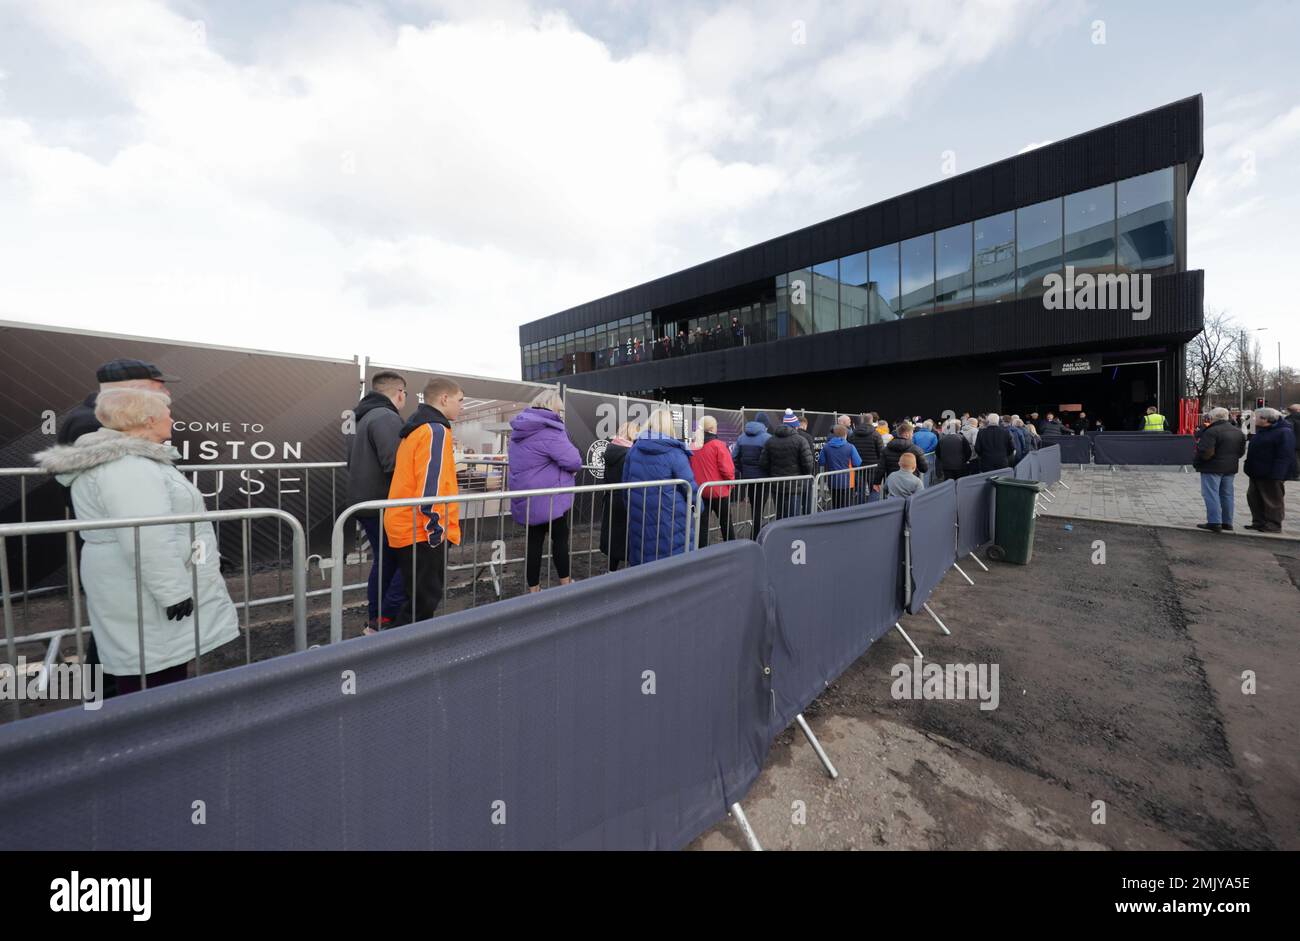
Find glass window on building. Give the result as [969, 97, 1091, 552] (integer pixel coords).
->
[1064, 183, 1116, 276]
[788, 267, 814, 336]
[838, 252, 868, 328]
[1117, 167, 1175, 273]
[867, 243, 900, 322]
[974, 210, 1015, 304]
[934, 222, 973, 312]
[812, 259, 840, 332]
[775, 276, 790, 339]
[1016, 197, 1062, 297]
[899, 233, 935, 318]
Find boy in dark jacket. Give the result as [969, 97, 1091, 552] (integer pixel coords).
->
[1193, 407, 1246, 532]
[731, 417, 772, 535]
[818, 425, 862, 509]
[1243, 409, 1297, 533]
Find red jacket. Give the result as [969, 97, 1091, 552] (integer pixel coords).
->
[690, 435, 736, 498]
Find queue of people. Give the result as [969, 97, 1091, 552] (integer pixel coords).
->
[34, 355, 1298, 707]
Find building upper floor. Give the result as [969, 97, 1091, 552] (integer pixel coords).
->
[519, 95, 1203, 384]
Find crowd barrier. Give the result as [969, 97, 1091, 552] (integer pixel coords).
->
[756, 500, 905, 743]
[0, 508, 307, 721]
[1051, 435, 1093, 465]
[0, 447, 1068, 849]
[0, 540, 772, 850]
[903, 481, 958, 635]
[1091, 434, 1194, 466]
[331, 479, 693, 644]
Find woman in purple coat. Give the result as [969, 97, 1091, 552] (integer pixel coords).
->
[508, 391, 583, 591]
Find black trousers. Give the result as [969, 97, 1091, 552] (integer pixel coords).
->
[698, 495, 733, 547]
[395, 540, 447, 624]
[1246, 478, 1286, 531]
[525, 513, 571, 587]
[829, 486, 853, 510]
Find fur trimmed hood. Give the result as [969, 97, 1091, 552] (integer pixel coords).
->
[34, 428, 180, 483]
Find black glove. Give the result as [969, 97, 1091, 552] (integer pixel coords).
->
[166, 598, 195, 621]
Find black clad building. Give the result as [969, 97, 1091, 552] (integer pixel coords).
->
[519, 96, 1204, 430]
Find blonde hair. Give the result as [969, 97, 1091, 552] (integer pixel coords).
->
[531, 389, 565, 417]
[692, 414, 717, 448]
[616, 421, 640, 440]
[643, 408, 676, 437]
[95, 388, 171, 431]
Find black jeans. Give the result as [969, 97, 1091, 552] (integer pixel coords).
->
[525, 513, 571, 587]
[395, 540, 447, 624]
[698, 495, 733, 547]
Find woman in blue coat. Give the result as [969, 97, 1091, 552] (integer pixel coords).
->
[622, 409, 697, 564]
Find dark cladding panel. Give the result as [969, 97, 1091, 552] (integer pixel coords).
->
[525, 97, 1204, 338]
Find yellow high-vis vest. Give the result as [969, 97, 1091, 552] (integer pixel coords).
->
[1143, 412, 1166, 432]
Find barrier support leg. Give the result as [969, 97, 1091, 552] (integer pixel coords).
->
[1039, 488, 1055, 502]
[923, 602, 951, 636]
[968, 551, 990, 573]
[794, 713, 839, 780]
[895, 622, 923, 660]
[730, 802, 763, 851]
[953, 562, 975, 586]
[1057, 478, 1071, 490]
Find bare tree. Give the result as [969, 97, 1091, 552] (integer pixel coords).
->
[1184, 309, 1238, 407]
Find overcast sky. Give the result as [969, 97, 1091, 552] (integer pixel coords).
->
[1, 0, 1296, 379]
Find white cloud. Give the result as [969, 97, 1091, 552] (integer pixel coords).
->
[0, 0, 1060, 378]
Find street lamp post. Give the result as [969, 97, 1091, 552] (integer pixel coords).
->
[1239, 327, 1268, 412]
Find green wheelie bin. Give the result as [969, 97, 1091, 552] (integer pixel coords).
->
[986, 476, 1043, 565]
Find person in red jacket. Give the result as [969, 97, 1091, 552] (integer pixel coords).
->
[689, 415, 736, 546]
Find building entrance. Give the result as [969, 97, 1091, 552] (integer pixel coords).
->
[999, 361, 1160, 432]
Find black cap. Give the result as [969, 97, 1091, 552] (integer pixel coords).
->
[95, 358, 181, 384]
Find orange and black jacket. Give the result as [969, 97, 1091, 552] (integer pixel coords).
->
[384, 404, 461, 549]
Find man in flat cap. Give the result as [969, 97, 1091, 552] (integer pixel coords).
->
[58, 358, 180, 445]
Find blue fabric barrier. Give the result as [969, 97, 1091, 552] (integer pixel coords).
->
[955, 468, 1012, 557]
[0, 541, 773, 851]
[1091, 434, 1196, 466]
[1014, 451, 1041, 481]
[1053, 435, 1092, 464]
[1038, 445, 1062, 487]
[756, 501, 905, 732]
[904, 479, 957, 616]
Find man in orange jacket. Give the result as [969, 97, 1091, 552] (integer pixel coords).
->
[384, 376, 464, 623]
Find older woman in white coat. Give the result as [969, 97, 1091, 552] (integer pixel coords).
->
[35, 388, 239, 693]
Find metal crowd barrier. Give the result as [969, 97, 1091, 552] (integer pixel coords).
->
[0, 508, 307, 721]
[1, 461, 346, 609]
[813, 463, 885, 512]
[329, 478, 692, 643]
[695, 474, 813, 548]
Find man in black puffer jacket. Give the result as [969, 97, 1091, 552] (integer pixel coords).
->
[760, 411, 815, 520]
[880, 421, 929, 477]
[848, 417, 884, 501]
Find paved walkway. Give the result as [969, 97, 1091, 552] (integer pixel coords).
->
[1037, 467, 1300, 539]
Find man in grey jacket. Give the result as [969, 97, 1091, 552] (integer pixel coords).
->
[347, 371, 409, 631]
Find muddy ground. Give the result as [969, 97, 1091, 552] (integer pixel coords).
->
[691, 518, 1299, 851]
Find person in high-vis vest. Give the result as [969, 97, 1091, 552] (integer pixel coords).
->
[385, 376, 464, 624]
[1142, 406, 1168, 432]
